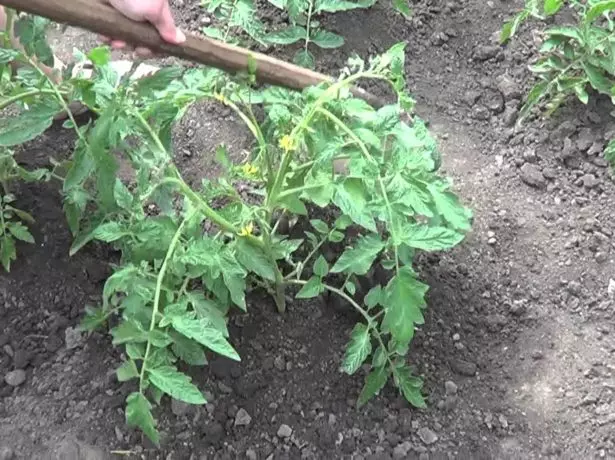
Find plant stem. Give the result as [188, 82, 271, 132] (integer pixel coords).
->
[139, 212, 193, 393]
[0, 89, 66, 112]
[304, 0, 314, 54]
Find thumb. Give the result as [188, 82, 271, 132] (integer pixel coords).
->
[149, 2, 186, 44]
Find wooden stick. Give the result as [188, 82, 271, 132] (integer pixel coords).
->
[0, 0, 385, 107]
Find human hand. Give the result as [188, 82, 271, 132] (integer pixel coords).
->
[102, 0, 186, 57]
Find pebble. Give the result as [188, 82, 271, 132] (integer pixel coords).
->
[277, 424, 292, 438]
[171, 399, 191, 417]
[234, 408, 252, 427]
[473, 45, 500, 61]
[450, 358, 477, 376]
[0, 447, 14, 460]
[4, 369, 26, 387]
[519, 163, 547, 189]
[445, 380, 458, 395]
[418, 427, 438, 445]
[64, 327, 83, 350]
[246, 449, 257, 460]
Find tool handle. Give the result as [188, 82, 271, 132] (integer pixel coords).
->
[1, 0, 383, 107]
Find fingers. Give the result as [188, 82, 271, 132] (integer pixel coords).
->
[148, 1, 186, 45]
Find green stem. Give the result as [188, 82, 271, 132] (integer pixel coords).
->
[276, 182, 328, 201]
[304, 0, 314, 53]
[284, 230, 332, 280]
[378, 176, 399, 271]
[316, 107, 376, 164]
[139, 212, 193, 393]
[0, 89, 68, 111]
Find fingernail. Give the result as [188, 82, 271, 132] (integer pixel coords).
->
[176, 29, 186, 43]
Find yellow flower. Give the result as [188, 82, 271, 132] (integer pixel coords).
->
[239, 222, 254, 236]
[279, 135, 296, 152]
[213, 92, 226, 103]
[241, 163, 259, 177]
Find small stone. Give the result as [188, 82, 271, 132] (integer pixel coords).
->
[499, 414, 509, 429]
[246, 449, 257, 460]
[277, 424, 292, 438]
[234, 408, 252, 427]
[580, 174, 599, 189]
[444, 380, 458, 395]
[608, 279, 615, 299]
[4, 369, 26, 387]
[64, 327, 83, 350]
[542, 168, 557, 180]
[418, 427, 438, 445]
[452, 333, 461, 341]
[473, 45, 500, 61]
[274, 356, 285, 371]
[531, 350, 544, 360]
[450, 359, 477, 376]
[393, 441, 413, 458]
[496, 76, 522, 100]
[519, 163, 546, 189]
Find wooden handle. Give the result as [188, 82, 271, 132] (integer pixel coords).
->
[0, 0, 384, 107]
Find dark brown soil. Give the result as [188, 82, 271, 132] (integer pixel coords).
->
[2, 0, 615, 459]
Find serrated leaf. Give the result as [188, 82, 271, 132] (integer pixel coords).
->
[265, 26, 306, 45]
[170, 331, 207, 366]
[394, 365, 426, 408]
[296, 276, 324, 299]
[111, 319, 149, 345]
[79, 305, 108, 332]
[311, 29, 344, 49]
[0, 236, 16, 272]
[272, 238, 304, 259]
[7, 222, 34, 243]
[342, 323, 372, 374]
[147, 365, 206, 405]
[315, 0, 376, 13]
[382, 267, 428, 343]
[333, 178, 377, 232]
[313, 255, 329, 277]
[329, 230, 345, 243]
[364, 285, 383, 309]
[500, 10, 529, 43]
[234, 238, 277, 281]
[357, 366, 388, 407]
[293, 49, 315, 69]
[134, 66, 183, 96]
[149, 330, 173, 348]
[171, 316, 240, 361]
[92, 221, 127, 243]
[114, 179, 133, 210]
[126, 392, 159, 445]
[0, 107, 56, 147]
[400, 224, 464, 251]
[427, 185, 472, 232]
[0, 48, 19, 64]
[117, 359, 139, 382]
[331, 234, 384, 275]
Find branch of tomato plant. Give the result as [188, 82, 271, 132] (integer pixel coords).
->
[288, 278, 398, 375]
[284, 228, 335, 280]
[138, 210, 194, 393]
[0, 88, 69, 112]
[304, 0, 314, 55]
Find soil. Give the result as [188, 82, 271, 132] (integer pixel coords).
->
[2, 0, 615, 459]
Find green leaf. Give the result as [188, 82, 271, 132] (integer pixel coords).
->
[329, 230, 345, 243]
[0, 48, 19, 64]
[114, 179, 133, 210]
[149, 330, 173, 348]
[92, 221, 126, 243]
[315, 0, 376, 13]
[310, 219, 329, 234]
[147, 365, 206, 405]
[7, 222, 34, 243]
[382, 267, 428, 343]
[116, 360, 139, 382]
[333, 178, 377, 232]
[585, 1, 615, 23]
[111, 319, 149, 345]
[134, 66, 183, 97]
[0, 107, 56, 147]
[519, 80, 549, 121]
[170, 331, 207, 366]
[126, 392, 159, 445]
[313, 255, 329, 277]
[392, 0, 411, 16]
[311, 29, 344, 49]
[342, 323, 372, 374]
[278, 193, 308, 215]
[79, 305, 109, 332]
[357, 366, 388, 407]
[293, 49, 315, 69]
[500, 10, 529, 44]
[331, 234, 384, 275]
[364, 285, 383, 309]
[265, 26, 306, 45]
[427, 185, 472, 232]
[543, 0, 563, 15]
[0, 236, 16, 272]
[394, 365, 425, 408]
[287, 0, 309, 19]
[272, 238, 304, 259]
[171, 316, 240, 361]
[544, 26, 583, 44]
[296, 276, 324, 299]
[234, 238, 277, 281]
[400, 224, 464, 251]
[581, 61, 614, 94]
[87, 46, 110, 66]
